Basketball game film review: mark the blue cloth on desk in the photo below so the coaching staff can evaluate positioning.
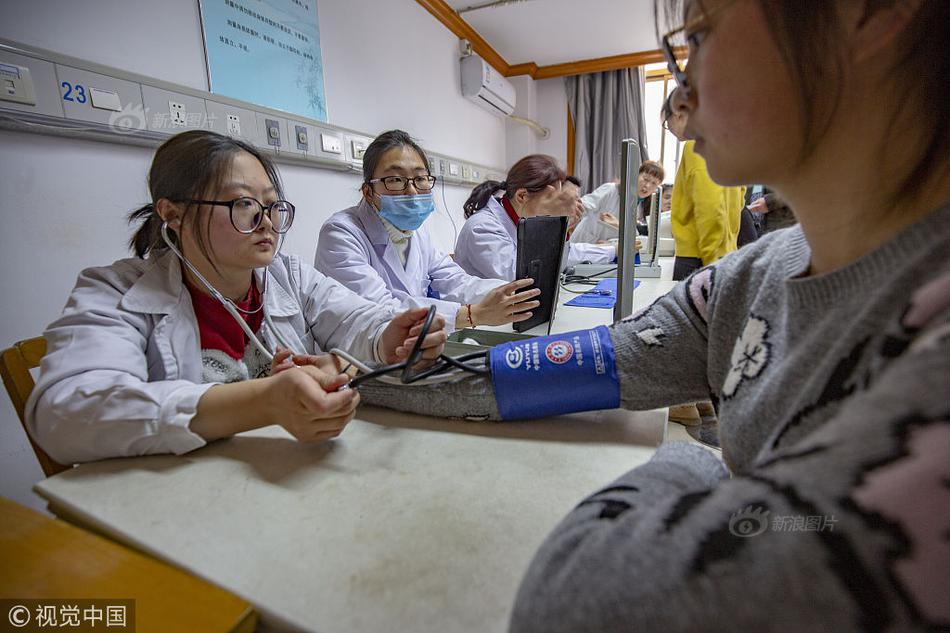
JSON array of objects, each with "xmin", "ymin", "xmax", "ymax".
[{"xmin": 564, "ymin": 278, "xmax": 641, "ymax": 309}]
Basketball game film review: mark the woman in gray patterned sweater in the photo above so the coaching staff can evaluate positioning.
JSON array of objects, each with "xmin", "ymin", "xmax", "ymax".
[
  {"xmin": 364, "ymin": 0, "xmax": 950, "ymax": 629},
  {"xmin": 505, "ymin": 0, "xmax": 950, "ymax": 630}
]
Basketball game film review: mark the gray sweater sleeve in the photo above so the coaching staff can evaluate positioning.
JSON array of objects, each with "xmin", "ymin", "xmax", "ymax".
[{"xmin": 508, "ymin": 334, "xmax": 950, "ymax": 633}]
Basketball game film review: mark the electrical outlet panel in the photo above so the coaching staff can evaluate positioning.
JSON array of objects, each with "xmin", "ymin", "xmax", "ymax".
[
  {"xmin": 205, "ymin": 101, "xmax": 258, "ymax": 144},
  {"xmin": 295, "ymin": 124, "xmax": 308, "ymax": 151},
  {"xmin": 0, "ymin": 51, "xmax": 63, "ymax": 118},
  {"xmin": 141, "ymin": 85, "xmax": 207, "ymax": 133},
  {"xmin": 227, "ymin": 114, "xmax": 241, "ymax": 136},
  {"xmin": 0, "ymin": 62, "xmax": 36, "ymax": 106},
  {"xmin": 0, "ymin": 44, "xmax": 506, "ymax": 186},
  {"xmin": 320, "ymin": 133, "xmax": 342, "ymax": 154},
  {"xmin": 168, "ymin": 100, "xmax": 186, "ymax": 127},
  {"xmin": 265, "ymin": 118, "xmax": 281, "ymax": 146}
]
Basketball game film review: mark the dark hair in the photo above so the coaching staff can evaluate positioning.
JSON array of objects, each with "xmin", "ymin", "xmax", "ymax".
[
  {"xmin": 463, "ymin": 154, "xmax": 567, "ymax": 218},
  {"xmin": 655, "ymin": 0, "xmax": 949, "ymax": 202},
  {"xmin": 639, "ymin": 160, "xmax": 665, "ymax": 181},
  {"xmin": 361, "ymin": 129, "xmax": 430, "ymax": 185},
  {"xmin": 565, "ymin": 175, "xmax": 582, "ymax": 188},
  {"xmin": 660, "ymin": 91, "xmax": 675, "ymax": 123},
  {"xmin": 128, "ymin": 130, "xmax": 284, "ymax": 259}
]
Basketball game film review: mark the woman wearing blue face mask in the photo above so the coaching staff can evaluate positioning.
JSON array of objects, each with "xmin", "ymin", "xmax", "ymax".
[{"xmin": 316, "ymin": 129, "xmax": 540, "ymax": 332}]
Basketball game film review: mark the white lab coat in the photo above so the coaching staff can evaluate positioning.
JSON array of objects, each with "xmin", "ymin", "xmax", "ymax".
[
  {"xmin": 454, "ymin": 196, "xmax": 614, "ymax": 281},
  {"xmin": 455, "ymin": 196, "xmax": 518, "ymax": 280},
  {"xmin": 315, "ymin": 200, "xmax": 504, "ymax": 331},
  {"xmin": 25, "ymin": 250, "xmax": 394, "ymax": 465},
  {"xmin": 570, "ymin": 182, "xmax": 620, "ymax": 244}
]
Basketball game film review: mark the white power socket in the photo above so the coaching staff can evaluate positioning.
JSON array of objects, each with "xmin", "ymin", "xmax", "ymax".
[
  {"xmin": 227, "ymin": 114, "xmax": 241, "ymax": 136},
  {"xmin": 169, "ymin": 101, "xmax": 186, "ymax": 126}
]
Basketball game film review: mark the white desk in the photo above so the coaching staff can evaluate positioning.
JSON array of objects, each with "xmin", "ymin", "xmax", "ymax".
[
  {"xmin": 34, "ymin": 407, "xmax": 665, "ymax": 633},
  {"xmin": 32, "ymin": 271, "xmax": 678, "ymax": 632}
]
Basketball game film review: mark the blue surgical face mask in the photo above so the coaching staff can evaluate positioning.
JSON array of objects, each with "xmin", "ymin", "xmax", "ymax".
[{"xmin": 377, "ymin": 193, "xmax": 435, "ymax": 231}]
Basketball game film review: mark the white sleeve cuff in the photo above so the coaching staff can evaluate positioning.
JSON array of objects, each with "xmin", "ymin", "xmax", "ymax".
[{"xmin": 158, "ymin": 382, "xmax": 216, "ymax": 455}]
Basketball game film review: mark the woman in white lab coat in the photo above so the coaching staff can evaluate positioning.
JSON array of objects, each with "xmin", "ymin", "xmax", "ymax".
[
  {"xmin": 316, "ymin": 129, "xmax": 540, "ymax": 332},
  {"xmin": 454, "ymin": 155, "xmax": 613, "ymax": 281},
  {"xmin": 25, "ymin": 130, "xmax": 447, "ymax": 465}
]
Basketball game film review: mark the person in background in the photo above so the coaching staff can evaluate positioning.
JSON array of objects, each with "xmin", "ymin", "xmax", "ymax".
[
  {"xmin": 749, "ymin": 188, "xmax": 796, "ymax": 234},
  {"xmin": 25, "ymin": 130, "xmax": 448, "ymax": 465},
  {"xmin": 569, "ymin": 161, "xmax": 665, "ymax": 245},
  {"xmin": 454, "ymin": 154, "xmax": 578, "ymax": 280},
  {"xmin": 316, "ymin": 130, "xmax": 540, "ymax": 333},
  {"xmin": 562, "ymin": 176, "xmax": 622, "ymax": 265},
  {"xmin": 663, "ymin": 91, "xmax": 746, "ymax": 281}
]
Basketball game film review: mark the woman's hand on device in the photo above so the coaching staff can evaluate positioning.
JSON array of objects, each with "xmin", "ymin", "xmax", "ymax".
[
  {"xmin": 472, "ymin": 278, "xmax": 541, "ymax": 326},
  {"xmin": 382, "ymin": 307, "xmax": 448, "ymax": 365}
]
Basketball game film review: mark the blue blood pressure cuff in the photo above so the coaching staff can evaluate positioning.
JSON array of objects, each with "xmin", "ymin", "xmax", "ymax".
[{"xmin": 489, "ymin": 326, "xmax": 621, "ymax": 420}]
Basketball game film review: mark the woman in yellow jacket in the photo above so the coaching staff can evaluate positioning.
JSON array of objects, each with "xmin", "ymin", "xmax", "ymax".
[{"xmin": 664, "ymin": 95, "xmax": 745, "ymax": 281}]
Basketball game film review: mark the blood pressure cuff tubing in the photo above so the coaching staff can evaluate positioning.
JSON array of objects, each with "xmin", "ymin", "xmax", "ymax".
[{"xmin": 489, "ymin": 326, "xmax": 621, "ymax": 420}]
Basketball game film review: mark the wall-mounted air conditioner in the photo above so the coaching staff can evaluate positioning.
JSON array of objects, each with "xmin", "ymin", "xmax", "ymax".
[{"xmin": 460, "ymin": 54, "xmax": 516, "ymax": 117}]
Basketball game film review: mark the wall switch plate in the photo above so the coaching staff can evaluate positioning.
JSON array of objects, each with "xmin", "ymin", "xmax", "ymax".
[
  {"xmin": 0, "ymin": 62, "xmax": 36, "ymax": 106},
  {"xmin": 265, "ymin": 118, "xmax": 281, "ymax": 146},
  {"xmin": 427, "ymin": 157, "xmax": 436, "ymax": 173},
  {"xmin": 320, "ymin": 133, "xmax": 342, "ymax": 154},
  {"xmin": 295, "ymin": 125, "xmax": 308, "ymax": 151},
  {"xmin": 461, "ymin": 165, "xmax": 472, "ymax": 179},
  {"xmin": 472, "ymin": 169, "xmax": 480, "ymax": 180},
  {"xmin": 227, "ymin": 114, "xmax": 241, "ymax": 136},
  {"xmin": 448, "ymin": 162, "xmax": 460, "ymax": 176},
  {"xmin": 168, "ymin": 101, "xmax": 186, "ymax": 126},
  {"xmin": 438, "ymin": 160, "xmax": 446, "ymax": 174},
  {"xmin": 351, "ymin": 139, "xmax": 366, "ymax": 160}
]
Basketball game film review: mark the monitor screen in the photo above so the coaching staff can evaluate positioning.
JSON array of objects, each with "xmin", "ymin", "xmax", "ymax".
[
  {"xmin": 613, "ymin": 139, "xmax": 641, "ymax": 322},
  {"xmin": 515, "ymin": 216, "xmax": 568, "ymax": 333}
]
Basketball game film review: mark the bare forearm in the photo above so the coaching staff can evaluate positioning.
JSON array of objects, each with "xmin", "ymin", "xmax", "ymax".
[{"xmin": 190, "ymin": 379, "xmax": 271, "ymax": 441}]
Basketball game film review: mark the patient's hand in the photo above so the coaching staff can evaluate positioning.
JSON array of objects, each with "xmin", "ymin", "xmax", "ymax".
[{"xmin": 270, "ymin": 347, "xmax": 351, "ymax": 377}]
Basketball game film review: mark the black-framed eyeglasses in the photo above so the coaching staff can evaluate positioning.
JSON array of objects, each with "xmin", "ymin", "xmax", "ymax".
[
  {"xmin": 660, "ymin": 0, "xmax": 739, "ymax": 97},
  {"xmin": 184, "ymin": 197, "xmax": 296, "ymax": 234},
  {"xmin": 368, "ymin": 175, "xmax": 437, "ymax": 192}
]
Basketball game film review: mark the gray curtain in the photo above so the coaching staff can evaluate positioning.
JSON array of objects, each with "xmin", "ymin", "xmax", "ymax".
[{"xmin": 567, "ymin": 68, "xmax": 649, "ymax": 194}]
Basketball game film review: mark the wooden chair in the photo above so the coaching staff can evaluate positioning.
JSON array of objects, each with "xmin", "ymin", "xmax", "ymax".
[{"xmin": 0, "ymin": 337, "xmax": 70, "ymax": 476}]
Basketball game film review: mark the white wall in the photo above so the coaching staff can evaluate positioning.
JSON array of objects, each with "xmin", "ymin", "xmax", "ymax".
[
  {"xmin": 0, "ymin": 0, "xmax": 504, "ymax": 511},
  {"xmin": 504, "ymin": 76, "xmax": 568, "ymax": 172}
]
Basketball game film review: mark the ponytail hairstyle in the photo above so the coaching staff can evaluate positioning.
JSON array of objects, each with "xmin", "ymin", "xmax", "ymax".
[
  {"xmin": 128, "ymin": 130, "xmax": 284, "ymax": 259},
  {"xmin": 463, "ymin": 154, "xmax": 567, "ymax": 218}
]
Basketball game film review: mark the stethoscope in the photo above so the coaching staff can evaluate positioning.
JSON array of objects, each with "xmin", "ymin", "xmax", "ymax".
[
  {"xmin": 161, "ymin": 222, "xmax": 297, "ymax": 364},
  {"xmin": 161, "ymin": 222, "xmax": 490, "ymax": 388}
]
